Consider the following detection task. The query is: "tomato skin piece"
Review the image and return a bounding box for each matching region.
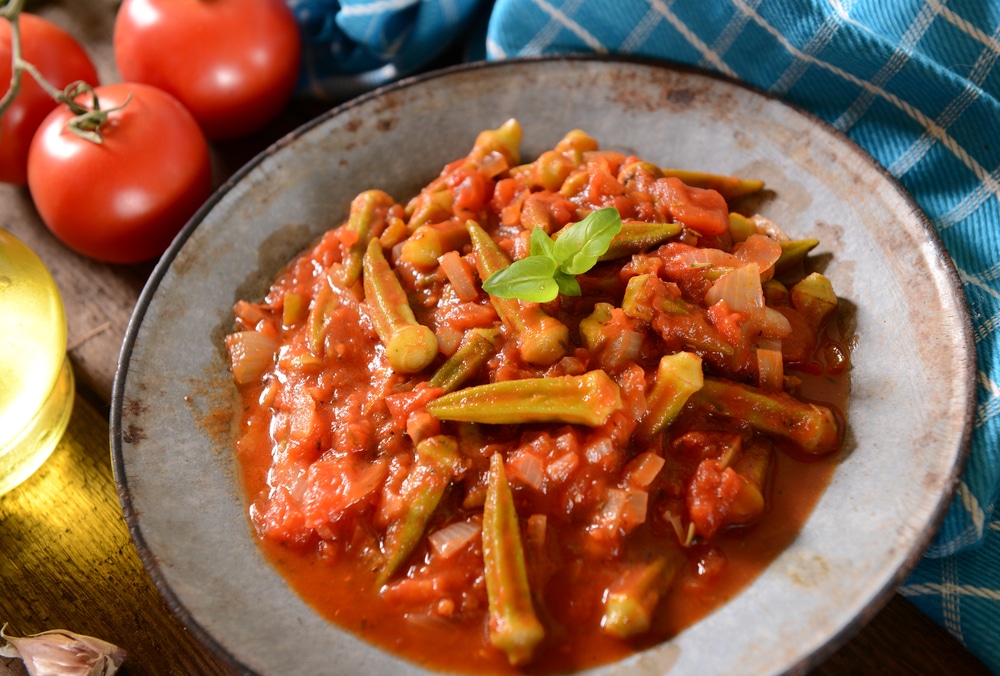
[0,14,99,185]
[27,83,212,264]
[113,0,301,140]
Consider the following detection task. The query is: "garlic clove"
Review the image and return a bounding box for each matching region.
[0,624,126,676]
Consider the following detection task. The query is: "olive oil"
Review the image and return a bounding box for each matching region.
[0,230,74,495]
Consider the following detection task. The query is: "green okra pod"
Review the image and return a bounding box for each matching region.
[774,238,820,276]
[637,351,705,440]
[659,168,765,200]
[466,219,569,366]
[471,118,523,167]
[597,221,683,261]
[428,327,502,393]
[483,452,545,666]
[306,282,338,356]
[378,435,460,586]
[790,272,838,331]
[725,439,772,525]
[692,377,840,454]
[427,370,622,427]
[362,238,439,374]
[343,190,396,287]
[600,550,684,639]
[399,219,471,271]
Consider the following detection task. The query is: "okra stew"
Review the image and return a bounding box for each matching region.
[225,119,850,673]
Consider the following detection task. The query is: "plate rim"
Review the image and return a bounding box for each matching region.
[110,53,977,675]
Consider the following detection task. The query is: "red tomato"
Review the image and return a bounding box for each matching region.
[113,0,301,140]
[0,14,99,185]
[27,83,212,264]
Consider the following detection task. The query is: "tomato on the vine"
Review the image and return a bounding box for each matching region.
[0,13,99,185]
[113,0,301,141]
[27,83,212,264]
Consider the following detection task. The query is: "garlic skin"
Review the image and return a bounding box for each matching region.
[0,625,126,676]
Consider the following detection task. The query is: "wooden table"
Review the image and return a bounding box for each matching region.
[0,3,991,675]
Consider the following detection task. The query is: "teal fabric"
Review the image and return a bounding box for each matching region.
[485,1,1000,670]
[286,0,482,98]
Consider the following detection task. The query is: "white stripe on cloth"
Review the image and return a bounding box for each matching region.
[338,0,420,17]
[937,166,1000,231]
[889,33,1000,178]
[974,313,1000,344]
[976,388,1000,430]
[485,36,508,59]
[900,582,1000,602]
[620,4,669,54]
[833,1,935,134]
[526,0,608,54]
[943,554,964,639]
[645,0,738,77]
[771,9,843,96]
[959,481,987,537]
[958,267,1000,304]
[974,369,1000,434]
[927,0,1000,52]
[980,371,1000,397]
[990,520,1000,531]
[699,0,760,70]
[731,0,1000,202]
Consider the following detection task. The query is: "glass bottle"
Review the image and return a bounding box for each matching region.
[0,229,74,496]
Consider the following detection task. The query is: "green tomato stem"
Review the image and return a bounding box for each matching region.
[0,5,112,144]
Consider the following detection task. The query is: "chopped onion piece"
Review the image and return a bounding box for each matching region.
[757,348,784,391]
[604,329,644,368]
[546,451,579,484]
[751,213,789,241]
[622,489,649,530]
[509,452,545,490]
[439,250,479,301]
[225,330,279,385]
[625,451,666,488]
[732,234,782,278]
[584,437,615,465]
[662,508,686,545]
[428,520,481,558]
[596,488,627,530]
[704,263,764,319]
[756,306,793,338]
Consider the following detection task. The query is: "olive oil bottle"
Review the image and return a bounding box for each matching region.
[0,229,74,495]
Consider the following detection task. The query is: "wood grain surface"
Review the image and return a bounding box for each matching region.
[0,2,990,675]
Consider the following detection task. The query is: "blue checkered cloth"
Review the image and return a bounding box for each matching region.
[286,0,482,99]
[288,0,1000,669]
[487,0,1000,669]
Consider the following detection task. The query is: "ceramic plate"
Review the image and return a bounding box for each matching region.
[111,56,974,675]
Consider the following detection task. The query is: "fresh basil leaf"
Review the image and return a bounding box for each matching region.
[529,227,556,259]
[553,207,622,275]
[482,256,560,302]
[553,269,582,296]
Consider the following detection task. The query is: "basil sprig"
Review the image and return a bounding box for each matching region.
[482,207,622,303]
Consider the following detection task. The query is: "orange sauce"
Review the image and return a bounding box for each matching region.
[226,120,851,674]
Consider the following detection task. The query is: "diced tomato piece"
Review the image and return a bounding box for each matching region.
[448,167,492,213]
[686,459,743,540]
[253,487,312,546]
[655,177,729,236]
[385,385,447,430]
[302,455,389,531]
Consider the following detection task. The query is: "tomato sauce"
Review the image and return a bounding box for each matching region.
[226,120,850,673]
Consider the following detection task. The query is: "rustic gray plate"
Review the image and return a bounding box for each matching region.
[111,56,974,676]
